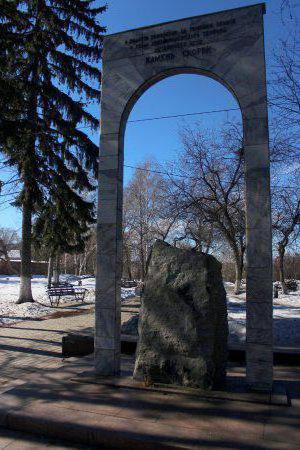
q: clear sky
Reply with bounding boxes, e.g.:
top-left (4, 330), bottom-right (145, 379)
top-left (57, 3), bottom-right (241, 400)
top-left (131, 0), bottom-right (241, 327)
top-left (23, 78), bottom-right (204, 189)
top-left (0, 0), bottom-right (296, 230)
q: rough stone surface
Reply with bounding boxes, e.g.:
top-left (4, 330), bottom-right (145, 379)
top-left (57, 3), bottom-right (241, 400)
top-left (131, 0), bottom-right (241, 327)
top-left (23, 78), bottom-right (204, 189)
top-left (133, 241), bottom-right (228, 389)
top-left (121, 315), bottom-right (139, 336)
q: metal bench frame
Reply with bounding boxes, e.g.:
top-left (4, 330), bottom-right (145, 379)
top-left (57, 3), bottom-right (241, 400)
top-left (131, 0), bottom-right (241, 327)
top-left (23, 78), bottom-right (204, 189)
top-left (47, 283), bottom-right (87, 307)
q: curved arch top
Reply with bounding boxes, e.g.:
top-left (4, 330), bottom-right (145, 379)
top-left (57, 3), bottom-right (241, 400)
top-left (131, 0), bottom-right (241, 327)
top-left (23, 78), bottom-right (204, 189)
top-left (96, 3), bottom-right (273, 391)
top-left (119, 67), bottom-right (242, 139)
top-left (100, 3), bottom-right (268, 145)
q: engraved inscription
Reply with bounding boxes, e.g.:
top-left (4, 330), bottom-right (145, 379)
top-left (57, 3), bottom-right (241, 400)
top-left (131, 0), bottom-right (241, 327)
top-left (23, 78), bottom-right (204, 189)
top-left (182, 46), bottom-right (212, 57)
top-left (124, 17), bottom-right (237, 64)
top-left (145, 53), bottom-right (176, 64)
top-left (125, 18), bottom-right (236, 59)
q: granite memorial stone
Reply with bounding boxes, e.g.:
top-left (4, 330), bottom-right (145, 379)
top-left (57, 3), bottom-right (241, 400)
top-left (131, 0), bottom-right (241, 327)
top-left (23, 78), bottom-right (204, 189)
top-left (133, 241), bottom-right (228, 389)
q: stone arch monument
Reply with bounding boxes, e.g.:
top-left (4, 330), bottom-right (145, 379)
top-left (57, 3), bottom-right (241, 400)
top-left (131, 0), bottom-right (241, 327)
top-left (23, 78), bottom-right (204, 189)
top-left (96, 3), bottom-right (273, 390)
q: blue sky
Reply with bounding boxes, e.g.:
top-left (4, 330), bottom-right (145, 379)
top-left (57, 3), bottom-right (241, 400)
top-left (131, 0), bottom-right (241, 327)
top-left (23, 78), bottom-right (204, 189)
top-left (0, 0), bottom-right (296, 229)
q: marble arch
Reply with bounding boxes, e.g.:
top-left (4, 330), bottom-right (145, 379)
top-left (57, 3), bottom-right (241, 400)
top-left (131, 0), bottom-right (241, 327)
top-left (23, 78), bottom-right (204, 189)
top-left (96, 3), bottom-right (273, 390)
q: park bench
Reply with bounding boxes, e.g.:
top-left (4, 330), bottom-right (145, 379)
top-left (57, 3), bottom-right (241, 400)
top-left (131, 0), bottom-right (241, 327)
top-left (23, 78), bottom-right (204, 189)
top-left (121, 280), bottom-right (137, 288)
top-left (47, 282), bottom-right (87, 307)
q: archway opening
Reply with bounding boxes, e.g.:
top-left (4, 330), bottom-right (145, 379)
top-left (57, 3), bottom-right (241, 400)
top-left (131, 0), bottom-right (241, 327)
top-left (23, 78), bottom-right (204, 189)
top-left (121, 73), bottom-right (248, 358)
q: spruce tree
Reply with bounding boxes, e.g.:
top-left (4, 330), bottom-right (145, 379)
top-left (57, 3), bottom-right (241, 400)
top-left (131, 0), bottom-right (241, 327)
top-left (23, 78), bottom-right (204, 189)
top-left (0, 1), bottom-right (27, 149)
top-left (33, 189), bottom-right (96, 268)
top-left (2, 1), bottom-right (105, 303)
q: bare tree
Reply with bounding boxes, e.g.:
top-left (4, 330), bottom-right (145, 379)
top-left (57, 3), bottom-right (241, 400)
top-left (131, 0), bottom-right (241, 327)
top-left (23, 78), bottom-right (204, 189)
top-left (0, 227), bottom-right (19, 274)
top-left (168, 123), bottom-right (246, 294)
top-left (280, 0), bottom-right (298, 22)
top-left (270, 1), bottom-right (300, 293)
top-left (273, 187), bottom-right (300, 293)
top-left (272, 41), bottom-right (300, 129)
top-left (47, 255), bottom-right (54, 286)
top-left (57, 227), bottom-right (97, 277)
top-left (170, 209), bottom-right (216, 253)
top-left (271, 0), bottom-right (300, 133)
top-left (123, 161), bottom-right (177, 280)
top-left (78, 229), bottom-right (96, 276)
top-left (122, 195), bottom-right (135, 279)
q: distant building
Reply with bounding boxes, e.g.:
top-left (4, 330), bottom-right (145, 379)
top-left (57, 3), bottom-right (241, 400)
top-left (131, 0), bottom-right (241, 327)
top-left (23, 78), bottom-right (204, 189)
top-left (8, 250), bottom-right (21, 261)
top-left (0, 250), bottom-right (47, 275)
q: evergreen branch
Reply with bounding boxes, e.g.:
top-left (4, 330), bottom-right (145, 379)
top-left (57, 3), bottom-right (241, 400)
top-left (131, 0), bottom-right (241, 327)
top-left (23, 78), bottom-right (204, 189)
top-left (51, 49), bottom-right (101, 81)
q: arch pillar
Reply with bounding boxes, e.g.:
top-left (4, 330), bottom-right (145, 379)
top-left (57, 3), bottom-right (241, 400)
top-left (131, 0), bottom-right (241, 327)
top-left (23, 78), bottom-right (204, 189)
top-left (96, 3), bottom-right (273, 390)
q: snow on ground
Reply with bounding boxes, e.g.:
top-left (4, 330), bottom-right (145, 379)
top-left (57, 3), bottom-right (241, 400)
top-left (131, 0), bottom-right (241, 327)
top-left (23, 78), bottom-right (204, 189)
top-left (0, 275), bottom-right (52, 326)
top-left (0, 275), bottom-right (136, 326)
top-left (227, 283), bottom-right (300, 348)
top-left (0, 274), bottom-right (299, 348)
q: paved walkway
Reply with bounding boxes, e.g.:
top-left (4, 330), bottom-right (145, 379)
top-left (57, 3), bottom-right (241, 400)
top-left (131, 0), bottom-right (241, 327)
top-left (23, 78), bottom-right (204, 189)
top-left (0, 308), bottom-right (136, 390)
top-left (0, 354), bottom-right (299, 449)
top-left (0, 310), bottom-right (299, 449)
top-left (0, 428), bottom-right (95, 449)
top-left (0, 311), bottom-right (94, 390)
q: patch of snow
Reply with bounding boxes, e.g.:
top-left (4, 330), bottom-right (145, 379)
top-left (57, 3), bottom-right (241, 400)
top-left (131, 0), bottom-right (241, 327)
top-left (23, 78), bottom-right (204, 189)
top-left (7, 250), bottom-right (20, 260)
top-left (0, 275), bottom-right (93, 326)
top-left (0, 274), bottom-right (138, 326)
top-left (228, 287), bottom-right (300, 347)
top-left (0, 275), bottom-right (52, 326)
top-left (0, 302), bottom-right (53, 326)
top-left (121, 287), bottom-right (136, 301)
top-left (1, 274), bottom-right (299, 349)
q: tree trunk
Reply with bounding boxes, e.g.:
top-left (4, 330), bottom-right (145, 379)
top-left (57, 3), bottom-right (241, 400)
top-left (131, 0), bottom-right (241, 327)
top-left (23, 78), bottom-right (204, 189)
top-left (17, 198), bottom-right (34, 303)
top-left (79, 251), bottom-right (87, 276)
top-left (127, 258), bottom-right (132, 280)
top-left (139, 239), bottom-right (145, 281)
top-left (74, 254), bottom-right (79, 276)
top-left (278, 247), bottom-right (288, 294)
top-left (124, 243), bottom-right (132, 280)
top-left (78, 255), bottom-right (83, 276)
top-left (84, 251), bottom-right (87, 274)
top-left (53, 255), bottom-right (60, 284)
top-left (234, 253), bottom-right (244, 295)
top-left (17, 21), bottom-right (40, 303)
top-left (4, 258), bottom-right (19, 275)
top-left (47, 255), bottom-right (54, 287)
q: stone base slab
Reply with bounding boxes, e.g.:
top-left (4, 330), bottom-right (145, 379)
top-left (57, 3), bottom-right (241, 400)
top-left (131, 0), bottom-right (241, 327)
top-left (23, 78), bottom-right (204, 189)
top-left (0, 356), bottom-right (297, 450)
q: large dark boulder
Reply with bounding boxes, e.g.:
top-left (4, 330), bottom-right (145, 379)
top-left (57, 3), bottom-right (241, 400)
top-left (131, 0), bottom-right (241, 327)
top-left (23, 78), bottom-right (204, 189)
top-left (121, 315), bottom-right (139, 335)
top-left (133, 240), bottom-right (228, 389)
